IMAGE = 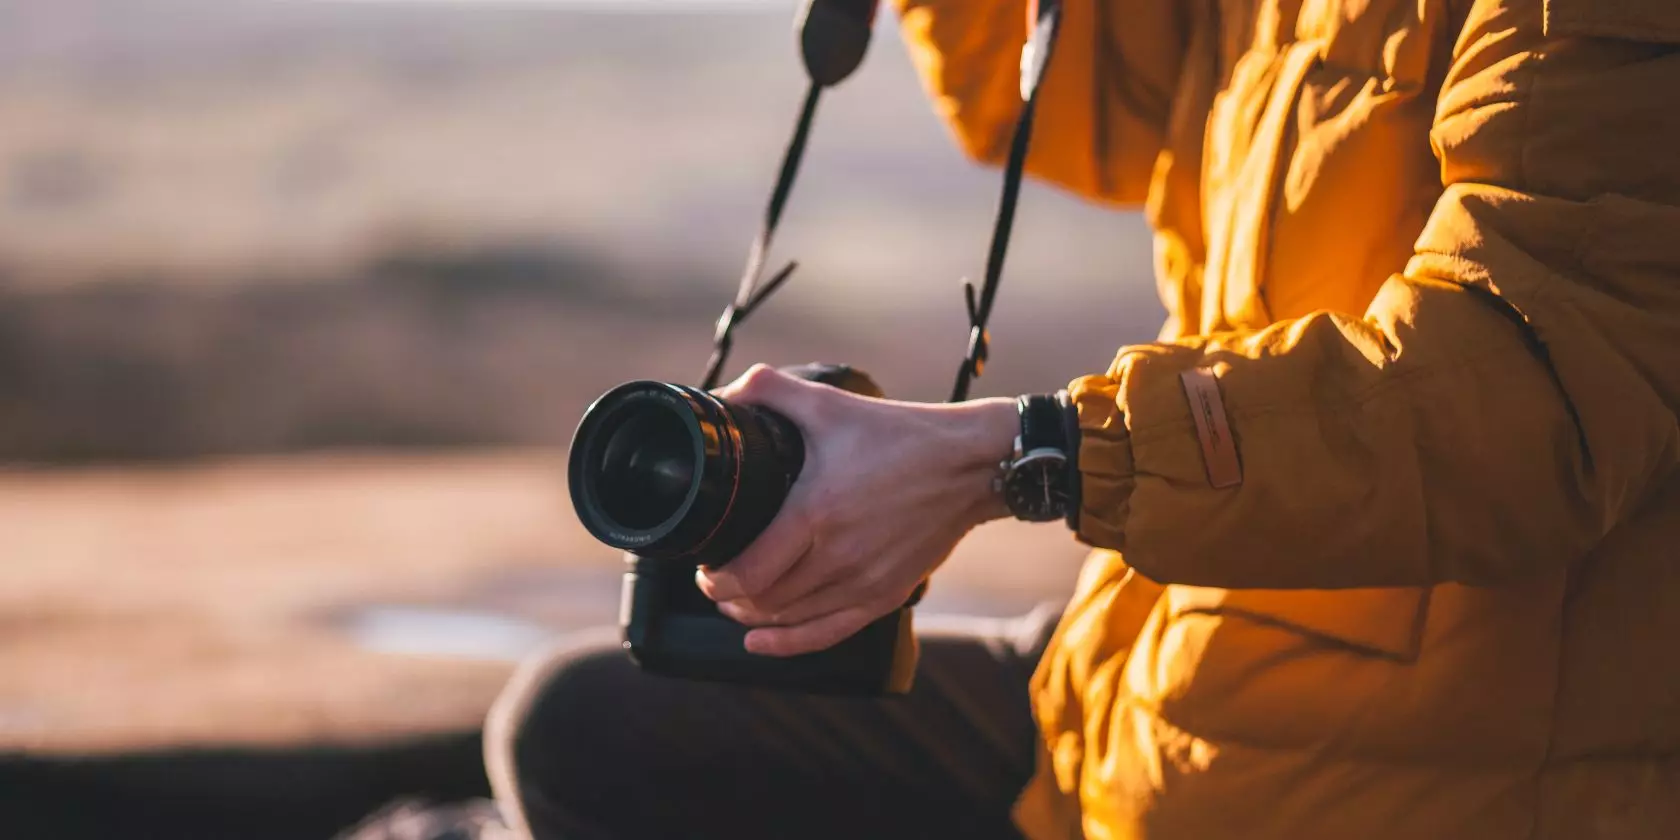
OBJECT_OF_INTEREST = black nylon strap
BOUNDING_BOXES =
[704,2,1065,399]
[1018,394,1068,454]
[949,0,1064,402]
[700,82,822,390]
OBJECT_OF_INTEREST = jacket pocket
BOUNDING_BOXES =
[1165,583,1430,663]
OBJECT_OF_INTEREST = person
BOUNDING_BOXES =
[485,0,1680,837]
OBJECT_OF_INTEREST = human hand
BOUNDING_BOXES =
[694,364,1018,657]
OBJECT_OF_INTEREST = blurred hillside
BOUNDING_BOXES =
[0,0,1160,461]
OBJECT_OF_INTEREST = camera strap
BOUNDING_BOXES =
[700,82,821,391]
[951,0,1063,402]
[700,0,1066,400]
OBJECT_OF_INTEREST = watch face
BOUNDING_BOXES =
[1003,449,1069,522]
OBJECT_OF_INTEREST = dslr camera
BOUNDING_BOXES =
[567,364,920,696]
[565,0,922,697]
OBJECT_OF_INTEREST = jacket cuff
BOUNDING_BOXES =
[1067,374,1135,550]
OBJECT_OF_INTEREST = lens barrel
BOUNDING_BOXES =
[568,381,806,567]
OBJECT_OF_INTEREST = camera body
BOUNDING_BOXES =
[620,554,917,695]
[569,363,920,696]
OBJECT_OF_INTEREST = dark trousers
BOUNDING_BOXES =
[484,606,1062,840]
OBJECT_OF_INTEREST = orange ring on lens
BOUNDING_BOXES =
[675,391,745,564]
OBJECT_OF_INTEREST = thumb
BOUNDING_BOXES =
[715,364,818,415]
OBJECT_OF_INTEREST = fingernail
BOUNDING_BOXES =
[743,631,771,655]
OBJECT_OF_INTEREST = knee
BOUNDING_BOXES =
[485,627,626,832]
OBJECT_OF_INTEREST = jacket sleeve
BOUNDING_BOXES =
[888,0,1189,206]
[1070,0,1680,589]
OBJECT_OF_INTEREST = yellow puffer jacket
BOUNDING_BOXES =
[894,0,1680,837]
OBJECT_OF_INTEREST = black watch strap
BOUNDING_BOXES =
[1056,390,1081,531]
[1018,394,1068,454]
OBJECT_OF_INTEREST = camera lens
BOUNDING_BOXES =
[567,381,805,565]
[594,408,695,530]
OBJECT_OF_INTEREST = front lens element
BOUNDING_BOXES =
[567,381,805,565]
[595,406,695,530]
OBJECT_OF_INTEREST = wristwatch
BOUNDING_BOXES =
[995,393,1076,523]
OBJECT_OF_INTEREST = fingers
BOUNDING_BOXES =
[742,606,879,658]
[716,571,834,627]
[713,544,838,626]
[700,361,909,658]
[694,365,827,602]
[694,502,813,603]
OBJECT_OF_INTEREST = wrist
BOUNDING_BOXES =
[924,397,1018,524]
[953,397,1022,466]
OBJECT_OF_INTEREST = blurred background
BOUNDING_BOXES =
[0,0,1158,836]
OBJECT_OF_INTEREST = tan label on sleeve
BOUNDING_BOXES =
[1179,368,1242,488]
